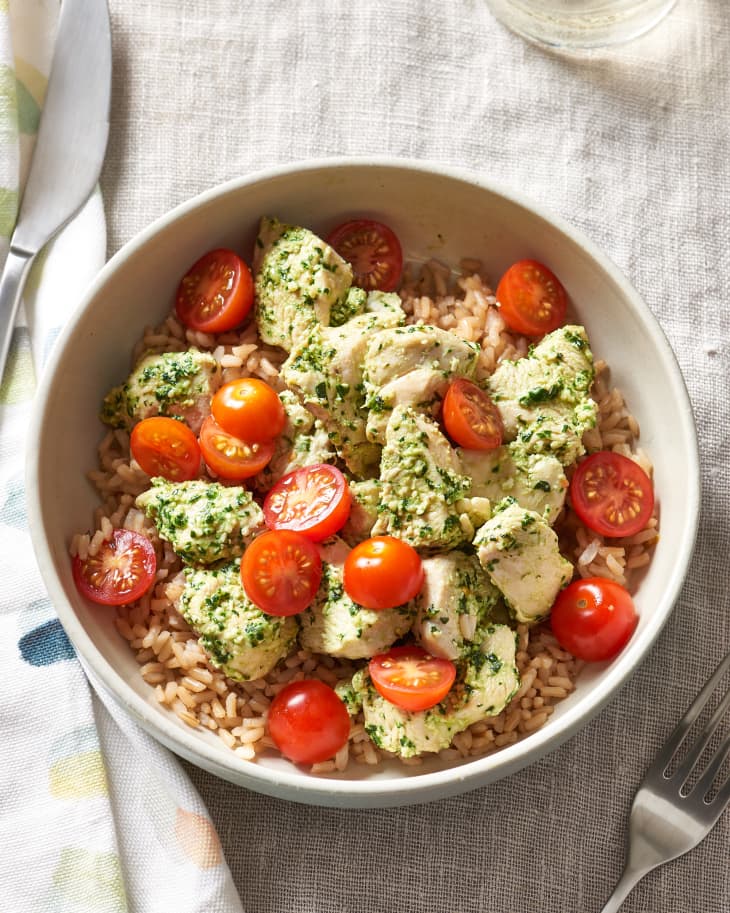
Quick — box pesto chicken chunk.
[340,479,381,547]
[174,562,297,681]
[458,443,568,525]
[252,390,335,492]
[372,405,471,549]
[362,324,480,443]
[298,538,414,659]
[474,502,573,625]
[101,348,220,433]
[253,216,353,350]
[136,478,264,565]
[281,291,405,477]
[330,285,368,327]
[486,325,597,465]
[339,624,519,758]
[413,551,500,660]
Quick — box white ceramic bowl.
[27,157,699,807]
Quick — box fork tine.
[711,770,730,810]
[671,683,730,787]
[648,650,730,776]
[692,729,730,802]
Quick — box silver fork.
[600,648,730,912]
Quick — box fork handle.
[0,244,35,385]
[599,864,654,913]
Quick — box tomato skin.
[130,416,201,482]
[175,248,254,333]
[263,464,351,542]
[496,259,568,337]
[570,451,654,539]
[442,378,504,451]
[211,378,285,443]
[72,529,157,606]
[369,646,457,711]
[327,219,403,292]
[551,577,638,662]
[241,530,322,616]
[198,415,275,480]
[343,536,424,610]
[268,680,351,764]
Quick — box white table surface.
[100,2,729,910]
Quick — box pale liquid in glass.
[485,0,677,48]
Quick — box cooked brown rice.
[70,256,658,773]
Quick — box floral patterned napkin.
[0,3,243,910]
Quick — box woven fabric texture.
[99,1,729,911]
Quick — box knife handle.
[0,245,35,386]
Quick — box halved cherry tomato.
[343,536,423,610]
[551,577,638,662]
[211,377,285,443]
[327,218,403,292]
[198,415,275,480]
[72,529,156,606]
[175,248,254,333]
[369,646,456,711]
[570,451,654,539]
[268,680,351,764]
[442,378,504,451]
[263,464,351,542]
[241,530,322,616]
[496,259,568,337]
[130,416,201,482]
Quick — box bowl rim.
[26,155,700,805]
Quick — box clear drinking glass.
[485,0,678,48]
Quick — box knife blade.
[0,0,111,382]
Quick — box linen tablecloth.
[11,0,730,910]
